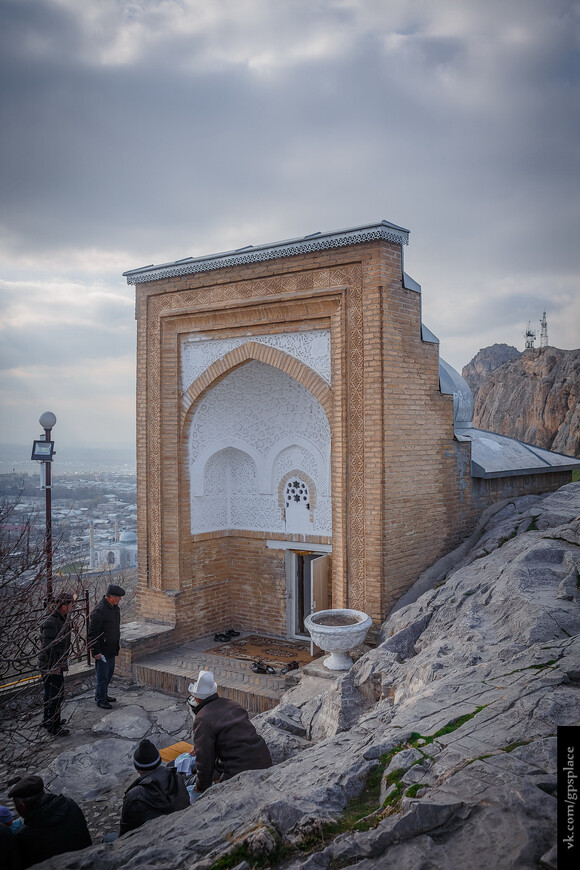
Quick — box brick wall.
[133,235,572,644]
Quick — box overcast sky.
[1,0,578,449]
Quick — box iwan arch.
[122,221,578,662]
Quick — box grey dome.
[439,358,473,428]
[119,530,137,543]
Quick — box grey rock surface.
[40,737,135,802]
[91,704,152,739]
[29,482,580,869]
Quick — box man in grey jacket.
[119,739,190,835]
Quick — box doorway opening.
[286,550,329,640]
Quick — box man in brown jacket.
[188,670,272,794]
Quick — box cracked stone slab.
[152,707,190,735]
[39,738,135,802]
[91,704,152,739]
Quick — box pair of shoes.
[42,718,65,729]
[48,726,70,737]
[281,660,300,674]
[106,696,117,702]
[251,661,277,675]
[97,700,113,709]
[251,660,267,673]
[214,633,230,642]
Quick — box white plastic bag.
[175,752,195,775]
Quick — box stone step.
[132,640,302,715]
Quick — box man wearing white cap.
[188,670,272,793]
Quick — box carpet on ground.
[209,635,320,668]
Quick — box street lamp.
[31,411,57,600]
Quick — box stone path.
[0,673,195,843]
[0,640,321,846]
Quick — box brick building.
[123,220,578,658]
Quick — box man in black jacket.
[188,670,272,794]
[88,583,125,709]
[8,775,91,868]
[119,739,190,835]
[39,592,74,736]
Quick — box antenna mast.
[539,311,548,348]
[524,322,536,349]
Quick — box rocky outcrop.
[462,343,521,400]
[463,346,580,457]
[37,483,580,870]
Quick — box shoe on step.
[97,700,113,709]
[106,696,117,702]
[49,726,70,737]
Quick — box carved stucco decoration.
[181,330,331,391]
[188,361,331,536]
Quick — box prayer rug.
[159,741,193,762]
[209,635,319,668]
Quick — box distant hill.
[462,345,580,457]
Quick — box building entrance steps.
[132,632,306,715]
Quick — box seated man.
[8,775,91,868]
[188,670,272,795]
[119,739,190,835]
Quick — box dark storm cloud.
[0,0,578,441]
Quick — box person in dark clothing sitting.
[188,670,272,795]
[8,775,91,868]
[0,818,21,870]
[119,739,190,836]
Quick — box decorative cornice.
[123,221,410,285]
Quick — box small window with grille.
[284,479,310,511]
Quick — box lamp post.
[31,412,56,600]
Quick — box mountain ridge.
[462,344,580,457]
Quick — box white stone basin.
[304,608,372,670]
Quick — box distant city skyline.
[1,0,578,446]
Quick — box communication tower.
[539,311,548,348]
[524,322,536,349]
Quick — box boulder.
[36,483,580,870]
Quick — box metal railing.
[0,591,91,689]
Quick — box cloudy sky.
[1,0,578,449]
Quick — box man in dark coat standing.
[38,592,74,736]
[188,670,272,794]
[8,775,91,868]
[88,583,125,709]
[119,739,190,835]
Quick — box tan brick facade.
[129,229,572,654]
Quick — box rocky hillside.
[463,346,580,457]
[461,343,521,399]
[39,482,580,870]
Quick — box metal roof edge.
[403,272,421,293]
[470,427,580,465]
[123,220,410,285]
[471,461,580,480]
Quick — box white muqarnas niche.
[188,359,331,536]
